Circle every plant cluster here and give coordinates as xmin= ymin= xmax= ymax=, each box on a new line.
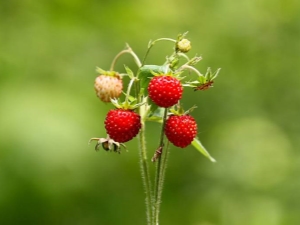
xmin=89 ymin=32 xmax=220 ymax=225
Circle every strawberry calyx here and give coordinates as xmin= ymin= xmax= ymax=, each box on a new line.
xmin=89 ymin=136 xmax=126 ymax=153
xmin=184 ymin=67 xmax=221 ymax=91
xmin=168 ymin=104 xmax=197 ymax=117
xmin=110 ymin=95 xmax=146 ymax=110
xmin=96 ymin=67 xmax=122 ymax=79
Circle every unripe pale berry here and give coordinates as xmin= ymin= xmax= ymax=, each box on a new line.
xmin=94 ymin=74 xmax=123 ymax=102
xmin=176 ymin=39 xmax=191 ymax=53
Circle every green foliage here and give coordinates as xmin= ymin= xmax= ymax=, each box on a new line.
xmin=192 ymin=138 xmax=216 ymax=163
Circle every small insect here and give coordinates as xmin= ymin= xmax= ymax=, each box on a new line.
xmin=194 ymin=80 xmax=214 ymax=91
xmin=151 ymin=146 xmax=163 ymax=162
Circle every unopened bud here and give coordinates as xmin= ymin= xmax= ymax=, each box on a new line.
xmin=176 ymin=39 xmax=191 ymax=53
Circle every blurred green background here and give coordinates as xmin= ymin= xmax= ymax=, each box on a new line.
xmin=1 ymin=0 xmax=300 ymax=224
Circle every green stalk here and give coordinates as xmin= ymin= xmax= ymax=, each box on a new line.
xmin=124 ymin=78 xmax=135 ymax=107
xmin=110 ymin=45 xmax=142 ymax=71
xmin=138 ymin=115 xmax=153 ymax=225
xmin=135 ymin=74 xmax=153 ymax=225
xmin=153 ymin=108 xmax=169 ymax=225
xmin=142 ymin=38 xmax=176 ymax=66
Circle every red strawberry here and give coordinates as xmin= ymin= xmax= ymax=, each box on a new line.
xmin=148 ymin=75 xmax=183 ymax=108
xmin=104 ymin=109 xmax=141 ymax=143
xmin=94 ymin=73 xmax=123 ymax=102
xmin=164 ymin=114 xmax=197 ymax=148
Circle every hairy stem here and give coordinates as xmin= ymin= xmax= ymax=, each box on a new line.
xmin=135 ymin=69 xmax=153 ymax=225
xmin=142 ymin=38 xmax=176 ymax=66
xmin=153 ymin=108 xmax=169 ymax=225
xmin=124 ymin=77 xmax=135 ymax=106
xmin=156 ymin=140 xmax=170 ymax=219
xmin=179 ymin=64 xmax=203 ymax=77
xmin=110 ymin=45 xmax=142 ymax=71
xmin=138 ymin=116 xmax=153 ymax=225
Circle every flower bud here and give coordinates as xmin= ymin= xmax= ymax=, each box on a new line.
xmin=176 ymin=38 xmax=191 ymax=53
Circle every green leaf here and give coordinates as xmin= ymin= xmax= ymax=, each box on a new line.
xmin=124 ymin=65 xmax=135 ymax=79
xmin=192 ymin=138 xmax=216 ymax=162
xmin=96 ymin=67 xmax=106 ymax=74
xmin=147 ymin=107 xmax=164 ymax=121
xmin=140 ymin=64 xmax=168 ymax=76
xmin=127 ymin=94 xmax=136 ymax=103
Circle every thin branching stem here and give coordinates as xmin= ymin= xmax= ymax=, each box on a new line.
xmin=142 ymin=38 xmax=176 ymax=66
xmin=135 ymin=68 xmax=153 ymax=225
xmin=110 ymin=45 xmax=142 ymax=71
xmin=124 ymin=78 xmax=135 ymax=106
xmin=157 ymin=140 xmax=170 ymax=211
xmin=153 ymin=108 xmax=168 ymax=225
xmin=179 ymin=64 xmax=203 ymax=77
xmin=138 ymin=116 xmax=153 ymax=225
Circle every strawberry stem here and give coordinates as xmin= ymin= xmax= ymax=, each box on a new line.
xmin=142 ymin=38 xmax=177 ymax=66
xmin=124 ymin=77 xmax=136 ymax=108
xmin=110 ymin=45 xmax=142 ymax=71
xmin=153 ymin=108 xmax=169 ymax=224
xmin=138 ymin=114 xmax=153 ymax=225
xmin=135 ymin=68 xmax=154 ymax=225
xmin=180 ymin=64 xmax=204 ymax=77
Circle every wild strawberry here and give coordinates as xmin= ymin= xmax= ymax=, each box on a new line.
xmin=164 ymin=114 xmax=197 ymax=148
xmin=148 ymin=75 xmax=183 ymax=108
xmin=104 ymin=109 xmax=141 ymax=143
xmin=94 ymin=72 xmax=123 ymax=103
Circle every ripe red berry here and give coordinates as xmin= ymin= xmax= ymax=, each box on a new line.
xmin=164 ymin=114 xmax=197 ymax=148
xmin=94 ymin=74 xmax=123 ymax=102
xmin=104 ymin=109 xmax=141 ymax=143
xmin=148 ymin=75 xmax=183 ymax=108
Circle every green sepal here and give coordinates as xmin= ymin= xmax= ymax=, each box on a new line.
xmin=184 ymin=67 xmax=221 ymax=89
xmin=205 ymin=67 xmax=221 ymax=81
xmin=146 ymin=107 xmax=164 ymax=122
xmin=96 ymin=67 xmax=120 ymax=77
xmin=177 ymin=31 xmax=189 ymax=41
xmin=127 ymin=94 xmax=137 ymax=104
xmin=110 ymin=96 xmax=144 ymax=110
xmin=96 ymin=67 xmax=107 ymax=74
xmin=145 ymin=115 xmax=163 ymax=123
xmin=191 ymin=138 xmax=216 ymax=162
xmin=124 ymin=65 xmax=135 ymax=79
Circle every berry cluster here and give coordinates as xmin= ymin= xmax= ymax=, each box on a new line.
xmin=89 ymin=33 xmax=220 ymax=225
xmin=147 ymin=75 xmax=197 ymax=148
xmin=90 ymin=33 xmax=220 ymax=156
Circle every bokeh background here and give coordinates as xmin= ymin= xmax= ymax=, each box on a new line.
xmin=1 ymin=0 xmax=300 ymax=224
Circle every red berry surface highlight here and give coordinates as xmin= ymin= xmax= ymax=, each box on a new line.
xmin=164 ymin=114 xmax=197 ymax=148
xmin=105 ymin=109 xmax=141 ymax=143
xmin=148 ymin=75 xmax=183 ymax=108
